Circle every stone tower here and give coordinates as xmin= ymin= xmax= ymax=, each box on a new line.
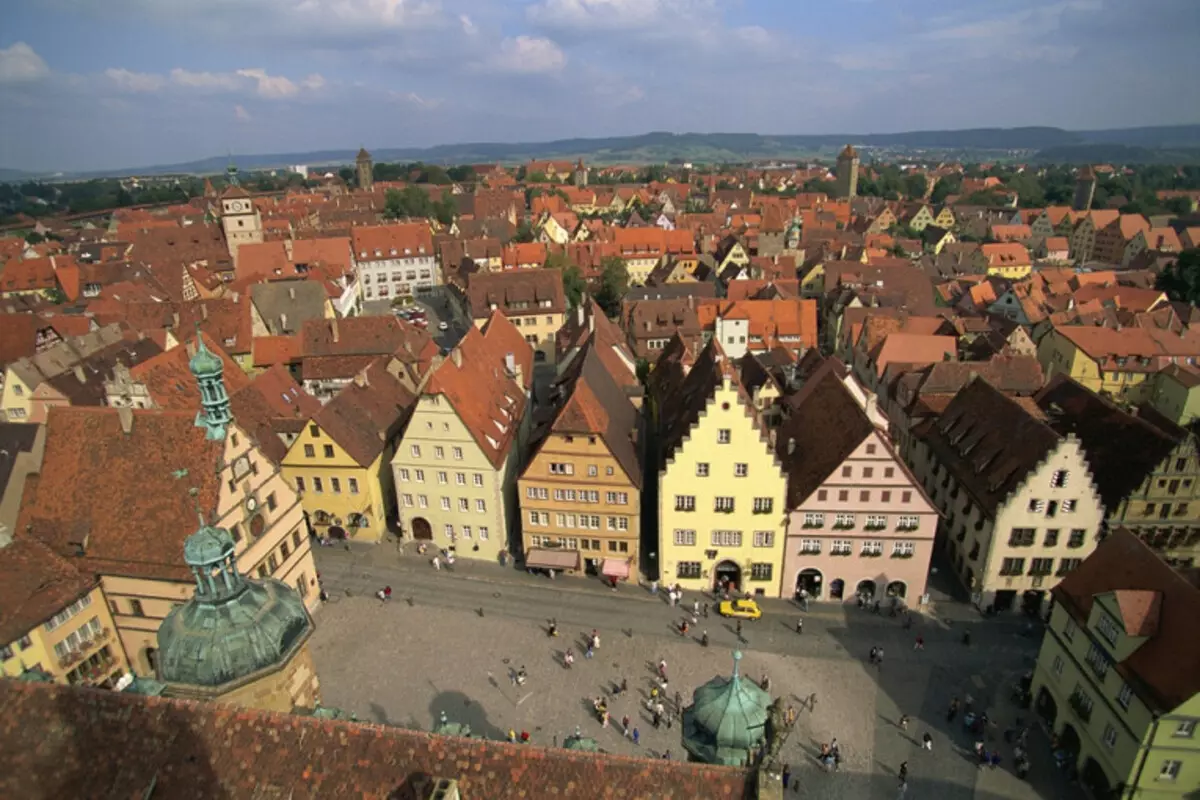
xmin=573 ymin=158 xmax=588 ymax=188
xmin=681 ymin=650 xmax=771 ymax=765
xmin=1073 ymin=165 xmax=1097 ymax=212
xmin=156 ymin=517 xmax=320 ymax=712
xmin=356 ymin=147 xmax=374 ymax=192
xmin=189 ymin=333 xmax=233 ymax=440
xmin=219 ymin=185 xmax=263 ymax=262
xmin=835 ymin=144 xmax=859 ymax=200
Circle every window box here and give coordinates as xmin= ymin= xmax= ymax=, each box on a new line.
xmin=864 ymin=523 xmax=886 ymax=532
xmin=802 ymin=522 xmax=824 ymax=529
xmin=861 ymin=550 xmax=883 ymax=558
xmin=832 ymin=522 xmax=854 ymax=531
xmin=831 ymin=550 xmax=853 ymax=557
xmin=1068 ymin=692 xmax=1093 ymax=723
xmin=890 ymin=552 xmax=914 ymax=559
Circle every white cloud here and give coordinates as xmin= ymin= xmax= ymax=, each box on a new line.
xmin=236 ymin=67 xmax=299 ymax=98
xmin=0 ymin=42 xmax=50 ymax=83
xmin=526 ymin=0 xmax=712 ymax=32
xmin=105 ymin=67 xmax=166 ymax=92
xmin=234 ymin=104 xmax=252 ymax=121
xmin=169 ymin=68 xmax=243 ymax=91
xmin=390 ymin=90 xmax=441 ymax=108
xmin=301 ymin=74 xmax=326 ymax=91
xmin=459 ymin=14 xmax=477 ymax=35
xmin=491 ymin=36 xmax=566 ymax=74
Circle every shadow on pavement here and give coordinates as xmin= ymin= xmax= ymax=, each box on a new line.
xmin=429 ymin=690 xmax=507 ymax=742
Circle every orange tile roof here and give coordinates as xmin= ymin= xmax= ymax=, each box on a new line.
xmin=350 ymin=222 xmax=434 ymax=262
xmin=290 ymin=236 xmax=353 ymax=271
xmin=129 ymin=332 xmax=252 ymax=410
xmin=695 ymin=298 xmax=818 ymax=351
xmin=502 ymin=242 xmax=547 ymax=269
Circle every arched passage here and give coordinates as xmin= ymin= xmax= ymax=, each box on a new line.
xmin=714 ymin=561 xmax=742 ymax=594
xmin=855 ymin=579 xmax=877 ymax=601
xmin=886 ymin=580 xmax=907 ymax=599
xmin=1081 ymin=757 xmax=1112 ymax=799
xmin=795 ymin=568 xmax=823 ymax=600
xmin=411 ymin=517 xmax=433 ymax=541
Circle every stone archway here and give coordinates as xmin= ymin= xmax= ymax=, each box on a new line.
xmin=1082 ymin=757 xmax=1112 ymax=799
xmin=855 ymin=579 xmax=877 ymax=601
xmin=412 ymin=517 xmax=433 ymax=541
xmin=1058 ymin=722 xmax=1082 ymax=762
xmin=1035 ymin=686 xmax=1058 ymax=728
xmin=795 ymin=568 xmax=823 ymax=600
xmin=886 ymin=580 xmax=907 ymax=599
xmin=828 ymin=578 xmax=845 ymax=600
xmin=714 ymin=560 xmax=742 ymax=594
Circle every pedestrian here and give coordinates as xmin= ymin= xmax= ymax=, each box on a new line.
xmin=808 ymin=692 xmax=817 ymax=711
xmin=622 ymin=714 xmax=631 ymax=737
xmin=703 ymin=602 xmax=709 ymax=618
xmin=869 ymin=646 xmax=878 ymax=664
xmin=655 ymin=701 xmax=665 ymax=718
xmin=914 ymin=635 xmax=924 ymax=651
xmin=922 ymin=732 xmax=933 ymax=751
xmin=652 ymin=711 xmax=661 ymax=729
xmin=693 ymin=599 xmax=700 ymax=616
xmin=510 ymin=669 xmax=518 ymax=687
xmin=674 ymin=690 xmax=682 ymax=713
xmin=548 ymin=618 xmax=558 ymax=638
xmin=651 ymin=580 xmax=659 ymax=596
xmin=658 ymin=659 xmax=668 ymax=679
xmin=782 ymin=764 xmax=791 ymax=789
xmin=564 ymin=648 xmax=574 ymax=669
xmin=591 ymin=629 xmax=600 ymax=650
xmin=876 ymin=646 xmax=885 ymax=667
xmin=620 ymin=677 xmax=628 ymax=695
xmin=520 ymin=730 xmax=530 ymax=743
xmin=507 ymin=729 xmax=516 ymax=742
xmin=633 ymin=728 xmax=640 ymax=745
xmin=898 ymin=714 xmax=910 ymax=731
xmin=384 ymin=585 xmax=392 ymax=601
xmin=898 ymin=761 xmax=908 ymax=784
xmin=601 ymin=710 xmax=609 ymax=728
xmin=585 ymin=643 xmax=594 ymax=659
xmin=947 ymin=697 xmax=960 ymax=722
xmin=666 ymin=712 xmax=673 ymax=729
xmin=736 ymin=619 xmax=744 ymax=642
xmin=650 ymin=686 xmax=659 ymax=701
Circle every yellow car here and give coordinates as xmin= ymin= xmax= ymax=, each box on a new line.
xmin=718 ymin=598 xmax=762 ymax=620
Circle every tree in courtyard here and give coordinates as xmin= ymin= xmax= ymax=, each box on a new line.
xmin=1156 ymin=249 xmax=1200 ymax=306
xmin=595 ymin=256 xmax=629 ymax=317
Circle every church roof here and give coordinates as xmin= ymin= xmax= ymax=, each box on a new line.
xmin=356 ymin=147 xmax=371 ymax=161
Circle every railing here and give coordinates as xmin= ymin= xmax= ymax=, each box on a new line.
xmin=1068 ymin=692 xmax=1093 ymax=723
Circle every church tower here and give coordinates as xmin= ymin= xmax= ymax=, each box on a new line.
xmin=835 ymin=144 xmax=859 ymax=199
xmin=573 ymin=158 xmax=588 ymax=188
xmin=356 ymin=147 xmax=374 ymax=192
xmin=219 ymin=185 xmax=262 ymax=262
xmin=1073 ymin=165 xmax=1097 ymax=212
xmin=190 ymin=333 xmax=233 ymax=440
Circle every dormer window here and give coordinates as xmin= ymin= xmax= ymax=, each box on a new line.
xmin=1096 ymin=613 xmax=1120 ymax=646
xmin=390 ymin=248 xmax=397 ymax=256
xmin=374 ymin=249 xmax=382 ymax=257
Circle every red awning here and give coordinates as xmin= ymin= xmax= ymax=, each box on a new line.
xmin=525 ymin=548 xmax=580 ymax=570
xmin=601 ymin=558 xmax=631 ymax=579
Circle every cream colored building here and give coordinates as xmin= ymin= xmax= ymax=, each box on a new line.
xmin=464 ymin=270 xmax=566 ymax=364
xmin=910 ymin=377 xmax=1105 ymax=613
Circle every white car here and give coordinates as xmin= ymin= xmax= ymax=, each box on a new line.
xmin=438 ymin=321 xmax=449 ymax=331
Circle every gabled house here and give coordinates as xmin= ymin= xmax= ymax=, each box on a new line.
xmin=464 ymin=270 xmax=566 ymax=363
xmin=776 ymin=360 xmax=937 ymax=605
xmin=974 ymin=243 xmax=1033 ymax=279
xmin=518 ymin=343 xmax=643 ymax=581
xmin=909 ymin=377 xmax=1105 ymax=613
xmin=653 ymin=339 xmax=788 ymax=596
xmin=391 ymin=314 xmax=533 ymax=562
xmin=901 ymin=205 xmax=936 ymax=232
xmin=921 ymin=226 xmax=956 ymax=255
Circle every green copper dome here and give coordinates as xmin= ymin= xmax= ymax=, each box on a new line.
xmin=156 ymin=519 xmax=313 ymax=689
xmin=681 ymin=651 xmax=771 ymax=765
xmin=188 ymin=336 xmax=224 ymax=378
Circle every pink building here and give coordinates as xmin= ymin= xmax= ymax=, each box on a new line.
xmin=776 ymin=359 xmax=938 ymax=605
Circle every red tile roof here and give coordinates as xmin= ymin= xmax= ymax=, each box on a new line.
xmin=351 ymin=222 xmax=434 ymax=262
xmin=0 ymin=536 xmax=96 ymax=646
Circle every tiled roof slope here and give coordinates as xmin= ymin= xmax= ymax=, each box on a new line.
xmin=0 ymin=681 xmax=753 ymax=800
xmin=914 ymin=377 xmax=1061 ymax=515
xmin=42 ymin=336 xmax=163 ymax=407
xmin=128 ymin=332 xmax=252 ymax=411
xmin=315 ymin=358 xmax=416 ymax=466
xmin=17 ymin=407 xmax=224 ymax=582
xmin=1052 ymin=528 xmax=1200 ymax=712
xmin=465 ymin=269 xmax=566 ymax=318
xmin=0 ymin=536 xmax=95 ymax=645
xmin=775 ymin=364 xmax=876 ymax=507
xmin=1033 ymin=375 xmax=1180 ymax=512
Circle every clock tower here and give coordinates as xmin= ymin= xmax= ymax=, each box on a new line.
xmin=220 ymin=185 xmax=263 ymax=261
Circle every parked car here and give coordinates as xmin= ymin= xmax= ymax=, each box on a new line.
xmin=718 ymin=598 xmax=762 ymax=620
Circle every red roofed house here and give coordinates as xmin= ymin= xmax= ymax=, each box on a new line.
xmin=973 ymin=243 xmax=1033 ymax=279
xmin=351 ymin=223 xmax=436 ymax=305
xmin=695 ymin=298 xmax=819 ymax=360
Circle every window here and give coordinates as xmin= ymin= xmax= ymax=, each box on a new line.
xmin=402 ymin=493 xmax=414 ymax=507
xmin=1027 ymin=498 xmax=1045 ymax=513
xmin=897 ymin=515 xmax=919 ymax=530
xmin=1044 ymin=528 xmax=1060 ymax=547
xmin=1009 ymin=528 xmax=1036 ymax=547
xmin=323 ymin=444 xmax=334 ymax=458
xmin=414 ymin=469 xmax=425 ymax=483
xmin=295 ymin=476 xmax=306 ymax=493
xmin=753 ymin=531 xmax=775 ymax=547
xmin=1062 ymin=499 xmax=1077 ymax=513
xmin=526 ymin=486 xmax=548 ymax=500
xmin=885 ymin=467 xmax=894 ymax=478
xmin=479 ymin=526 xmax=489 ymax=540
xmin=901 ymin=491 xmax=911 ymax=503
xmin=752 ymin=497 xmax=773 ymax=514
xmin=673 ymin=529 xmax=697 ymax=546
xmin=326 ymin=477 xmax=340 ymax=494
xmin=606 ymin=491 xmax=629 ymax=504
xmin=714 ymin=496 xmax=735 ymax=512
xmin=1117 ymin=682 xmax=1133 ymax=709
xmin=1030 ymin=558 xmax=1054 ymax=575
xmin=866 ymin=514 xmax=887 ymax=529
xmin=608 ymin=516 xmax=629 ymax=531
xmin=418 ymin=495 xmax=428 ymax=508
xmin=1063 ymin=618 xmax=1077 ymax=642
xmin=841 ymin=466 xmax=852 ymax=478
xmin=549 ymin=462 xmax=574 ymax=475
xmin=441 ymin=497 xmax=451 ymax=511
xmin=461 ymin=526 xmax=472 ymax=539
xmin=444 ymin=524 xmax=454 ymax=538
xmin=803 ymin=512 xmax=825 ymax=528
xmin=1051 ymin=469 xmax=1069 ymax=488
xmin=130 ymin=599 xmax=145 ymax=617
xmin=862 ymin=467 xmax=874 ymax=479
xmin=831 ymin=540 xmax=852 ymax=555
xmin=696 ymin=463 xmax=710 ymax=477
xmin=476 ymin=499 xmax=486 ymax=513
xmin=312 ymin=477 xmax=323 ymax=493
xmin=431 ymin=446 xmax=443 ymax=460
xmin=398 ymin=468 xmax=410 ymax=482
xmin=455 ymin=472 xmax=466 ymax=486
xmin=456 ymin=498 xmax=467 ymax=512
xmin=1096 ymin=614 xmax=1120 ymax=646
xmin=1174 ymin=720 xmax=1196 ymax=738
xmin=1071 ymin=684 xmax=1095 ymax=718
xmin=675 ymin=495 xmax=696 ymax=512
xmin=437 ymin=471 xmax=447 ymax=485
xmin=1068 ymin=529 xmax=1086 ymax=548
xmin=1052 ymin=655 xmax=1064 ymax=676
xmin=1158 ymin=760 xmax=1181 ymax=782
xmin=880 ymin=491 xmax=891 ymax=502
xmin=346 ymin=478 xmax=358 ymax=495
xmin=818 ymin=490 xmax=827 ymax=501
xmin=1102 ymin=724 xmax=1118 ymax=750
xmin=735 ymin=463 xmax=748 ymax=478
xmin=892 ymin=541 xmax=915 ymax=557
xmin=861 ymin=540 xmax=883 ymax=556
xmin=1000 ymin=557 xmax=1026 ymax=576
xmin=799 ymin=538 xmax=821 ymax=554
xmin=711 ymin=530 xmax=743 ymax=547
xmin=453 ymin=447 xmax=463 ymax=460
xmin=834 ymin=513 xmax=855 ymax=528
xmin=677 ymin=561 xmax=702 ymax=579
xmin=1058 ymin=557 xmax=1083 ymax=575
xmin=1085 ymin=643 xmax=1110 ymax=679
xmin=410 ymin=444 xmax=421 ymax=458
xmin=717 ymin=429 xmax=731 ymax=444
xmin=474 ymin=473 xmax=484 ymax=487
xmin=750 ymin=563 xmax=773 ymax=582
xmin=838 ymin=490 xmax=849 ymax=501
xmin=303 ymin=444 xmax=315 ymax=458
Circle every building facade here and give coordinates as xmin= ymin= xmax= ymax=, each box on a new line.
xmin=464 ymin=270 xmax=566 ymax=364
xmin=835 ymin=145 xmax=859 ymax=200
xmin=351 ymin=223 xmax=438 ymax=304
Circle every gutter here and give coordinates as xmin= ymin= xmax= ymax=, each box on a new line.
xmin=1125 ymin=713 xmax=1160 ymax=799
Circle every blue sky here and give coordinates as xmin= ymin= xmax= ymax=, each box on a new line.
xmin=1 ymin=0 xmax=1198 ymax=172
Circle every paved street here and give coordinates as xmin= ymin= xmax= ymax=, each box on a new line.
xmin=362 ymin=287 xmax=468 ymax=350
xmin=311 ymin=543 xmax=1082 ymax=799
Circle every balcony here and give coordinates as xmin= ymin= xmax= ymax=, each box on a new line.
xmin=891 ymin=551 xmax=915 ymax=559
xmin=1068 ymin=692 xmax=1093 ymax=723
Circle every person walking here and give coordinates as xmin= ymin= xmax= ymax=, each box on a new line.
xmin=433 ymin=555 xmax=441 ymax=570
xmin=548 ymin=619 xmax=558 ymax=638
xmin=622 ymin=714 xmax=631 ymax=737
xmin=652 ymin=710 xmax=661 ymax=729
xmin=693 ymin=599 xmax=700 ymax=617
xmin=658 ymin=659 xmax=668 ymax=680
xmin=913 ymin=635 xmax=924 ymax=651
xmin=632 ymin=728 xmax=640 ymax=746
xmin=675 ymin=690 xmax=683 ymax=714
xmin=808 ymin=692 xmax=817 ymax=711
xmin=947 ymin=697 xmax=960 ymax=722
xmin=795 ymin=618 xmax=803 ymax=635
xmin=875 ymin=646 xmax=885 ymax=668
xmin=922 ymin=732 xmax=933 ymax=751
xmin=782 ymin=764 xmax=791 ymax=790
xmin=650 ymin=580 xmax=659 ymax=596
xmin=898 ymin=714 xmax=910 ymax=731
xmin=702 ymin=602 xmax=709 ymax=618
xmin=585 ymin=642 xmax=594 ymax=659
xmin=869 ymin=646 xmax=878 ymax=664
xmin=898 ymin=761 xmax=908 ymax=784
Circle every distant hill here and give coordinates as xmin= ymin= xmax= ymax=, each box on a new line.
xmin=10 ymin=124 xmax=1200 ymax=180
xmin=1032 ymin=143 xmax=1200 ymax=165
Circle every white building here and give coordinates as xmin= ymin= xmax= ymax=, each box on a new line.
xmin=351 ymin=223 xmax=438 ymax=304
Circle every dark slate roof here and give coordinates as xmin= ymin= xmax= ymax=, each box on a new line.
xmin=776 ymin=365 xmax=875 ymax=506
xmin=0 ymin=422 xmax=40 ymax=506
xmin=1034 ymin=375 xmax=1181 ymax=512
xmin=0 ymin=681 xmax=753 ymax=800
xmin=914 ymin=377 xmax=1061 ymax=515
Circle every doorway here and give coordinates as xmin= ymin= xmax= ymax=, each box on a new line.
xmin=795 ymin=568 xmax=823 ymax=600
xmin=855 ymin=579 xmax=877 ymax=601
xmin=714 ymin=560 xmax=742 ymax=594
xmin=885 ymin=580 xmax=907 ymax=599
xmin=828 ymin=578 xmax=845 ymax=600
xmin=412 ymin=517 xmax=433 ymax=541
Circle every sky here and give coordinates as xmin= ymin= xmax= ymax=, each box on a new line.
xmin=1 ymin=0 xmax=1198 ymax=172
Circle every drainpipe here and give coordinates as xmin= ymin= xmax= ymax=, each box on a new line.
xmin=1125 ymin=714 xmax=1161 ymax=799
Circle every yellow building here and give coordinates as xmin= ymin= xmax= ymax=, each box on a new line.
xmin=0 ymin=539 xmax=129 ymax=688
xmin=465 ymin=270 xmax=566 ymax=364
xmin=519 ymin=343 xmax=643 ymax=581
xmin=653 ymin=339 xmax=788 ymax=595
xmin=1030 ymin=529 xmax=1200 ymax=799
xmin=392 ymin=316 xmax=533 ymax=562
xmin=902 ymin=205 xmax=936 ymax=232
xmin=282 ymin=360 xmax=416 ymax=543
xmin=932 ymin=206 xmax=956 ymax=229
xmin=1037 ymin=325 xmax=1180 ymax=405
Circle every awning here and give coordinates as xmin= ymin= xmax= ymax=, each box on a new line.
xmin=601 ymin=558 xmax=631 ymax=579
xmin=525 ymin=548 xmax=580 ymax=570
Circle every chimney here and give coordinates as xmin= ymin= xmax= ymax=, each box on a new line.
xmin=116 ymin=406 xmax=134 ymax=434
xmin=201 ymin=304 xmax=208 ymax=320
xmin=786 ymin=436 xmax=796 ymax=455
xmin=279 ymin=312 xmax=288 ymax=332
xmin=505 ymin=352 xmax=516 ymax=375
xmin=451 ymin=347 xmax=462 ymax=367
xmin=353 ymin=369 xmax=369 ymax=388
xmin=331 ymin=316 xmax=340 ymax=343
xmin=289 ymin=286 xmax=296 ymax=300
